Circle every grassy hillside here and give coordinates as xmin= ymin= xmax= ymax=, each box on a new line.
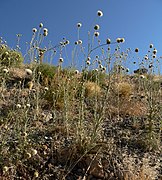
xmin=0 ymin=20 xmax=161 ymax=179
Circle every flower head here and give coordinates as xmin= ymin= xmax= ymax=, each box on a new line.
xmin=94 ymin=24 xmax=100 ymax=30
xmin=97 ymin=10 xmax=103 ymax=17
xmin=32 ymin=28 xmax=37 ymax=33
xmin=106 ymin=38 xmax=111 ymax=44
xmin=59 ymin=57 xmax=64 ymax=63
xmin=78 ymin=40 xmax=82 ymax=44
xmin=94 ymin=32 xmax=100 ymax=37
xmin=39 ymin=23 xmax=43 ymax=28
xmin=77 ymin=22 xmax=82 ymax=28
xmin=25 ymin=69 xmax=32 ymax=76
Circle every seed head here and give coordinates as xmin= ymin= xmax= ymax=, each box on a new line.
xmin=25 ymin=69 xmax=32 ymax=76
xmin=39 ymin=23 xmax=43 ymax=28
xmin=116 ymin=38 xmax=121 ymax=43
xmin=74 ymin=70 xmax=79 ymax=74
xmin=153 ymin=49 xmax=157 ymax=54
xmin=75 ymin=41 xmax=78 ymax=45
xmin=149 ymin=44 xmax=153 ymax=48
xmin=120 ymin=38 xmax=125 ymax=43
xmin=16 ymin=104 xmax=21 ymax=108
xmin=32 ymin=28 xmax=37 ymax=33
xmin=26 ymin=104 xmax=31 ymax=108
xmin=94 ymin=24 xmax=100 ymax=30
xmin=3 ymin=166 xmax=9 ymax=172
xmin=106 ymin=38 xmax=111 ymax=44
xmin=59 ymin=57 xmax=64 ymax=63
xmin=97 ymin=10 xmax=103 ymax=17
xmin=77 ymin=22 xmax=82 ymax=28
xmin=43 ymin=28 xmax=48 ymax=33
xmin=152 ymin=54 xmax=156 ymax=58
xmin=135 ymin=48 xmax=139 ymax=52
xmin=78 ymin=40 xmax=82 ymax=44
xmin=43 ymin=31 xmax=48 ymax=36
xmin=44 ymin=87 xmax=49 ymax=91
xmin=94 ymin=32 xmax=100 ymax=37
xmin=3 ymin=68 xmax=9 ymax=73
xmin=86 ymin=61 xmax=91 ymax=65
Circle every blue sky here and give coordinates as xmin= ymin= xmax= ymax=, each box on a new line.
xmin=1 ymin=0 xmax=162 ymax=72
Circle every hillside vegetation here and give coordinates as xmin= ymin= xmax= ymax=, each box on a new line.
xmin=0 ymin=12 xmax=161 ymax=180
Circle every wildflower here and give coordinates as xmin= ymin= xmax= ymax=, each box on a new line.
xmin=95 ymin=68 xmax=98 ymax=72
xmin=74 ymin=70 xmax=79 ymax=74
xmin=140 ymin=75 xmax=146 ymax=79
xmin=31 ymin=149 xmax=37 ymax=155
xmin=26 ymin=152 xmax=31 ymax=158
xmin=153 ymin=49 xmax=157 ymax=54
xmin=75 ymin=41 xmax=78 ymax=45
xmin=106 ymin=38 xmax=111 ymax=44
xmin=98 ymin=60 xmax=101 ymax=64
xmin=77 ymin=22 xmax=82 ymax=28
xmin=39 ymin=23 xmax=43 ymax=28
xmin=2 ymin=68 xmax=9 ymax=73
xmin=135 ymin=48 xmax=139 ymax=52
xmin=44 ymin=87 xmax=49 ymax=91
xmin=116 ymin=38 xmax=121 ymax=43
xmin=86 ymin=61 xmax=91 ymax=65
xmin=126 ymin=68 xmax=129 ymax=72
xmin=26 ymin=104 xmax=31 ymax=108
xmin=102 ymin=67 xmax=106 ymax=71
xmin=152 ymin=54 xmax=156 ymax=58
xmin=25 ymin=69 xmax=32 ymax=76
xmin=3 ymin=166 xmax=9 ymax=172
xmin=120 ymin=38 xmax=125 ymax=43
xmin=94 ymin=32 xmax=100 ymax=37
xmin=87 ymin=56 xmax=91 ymax=61
xmin=149 ymin=44 xmax=153 ymax=48
xmin=43 ymin=28 xmax=48 ymax=33
xmin=16 ymin=104 xmax=21 ymax=108
xmin=34 ymin=171 xmax=39 ymax=178
xmin=96 ymin=55 xmax=99 ymax=59
xmin=144 ymin=55 xmax=149 ymax=60
xmin=97 ymin=10 xmax=103 ymax=17
xmin=4 ymin=51 xmax=9 ymax=56
xmin=78 ymin=40 xmax=82 ymax=44
xmin=43 ymin=31 xmax=48 ymax=36
xmin=94 ymin=24 xmax=100 ymax=30
xmin=65 ymin=40 xmax=70 ymax=44
xmin=99 ymin=64 xmax=103 ymax=69
xmin=59 ymin=57 xmax=64 ymax=63
xmin=32 ymin=28 xmax=37 ymax=33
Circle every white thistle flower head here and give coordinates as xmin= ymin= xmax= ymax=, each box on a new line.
xmin=16 ymin=104 xmax=21 ymax=108
xmin=44 ymin=87 xmax=49 ymax=91
xmin=26 ymin=104 xmax=31 ymax=108
xmin=74 ymin=70 xmax=79 ymax=74
xmin=26 ymin=152 xmax=31 ymax=158
xmin=97 ymin=10 xmax=103 ymax=17
xmin=153 ymin=49 xmax=157 ymax=54
xmin=87 ymin=57 xmax=91 ymax=61
xmin=3 ymin=166 xmax=9 ymax=172
xmin=25 ymin=69 xmax=32 ymax=76
xmin=75 ymin=41 xmax=79 ymax=45
xmin=43 ymin=28 xmax=48 ymax=33
xmin=102 ymin=67 xmax=106 ymax=71
xmin=43 ymin=31 xmax=48 ymax=36
xmin=77 ymin=22 xmax=82 ymax=28
xmin=94 ymin=24 xmax=100 ymax=30
xmin=116 ymin=38 xmax=121 ymax=43
xmin=94 ymin=32 xmax=100 ymax=37
xmin=65 ymin=40 xmax=70 ymax=45
xmin=32 ymin=28 xmax=37 ymax=33
xmin=120 ymin=38 xmax=125 ymax=43
xmin=144 ymin=56 xmax=149 ymax=60
xmin=149 ymin=44 xmax=153 ymax=48
xmin=99 ymin=64 xmax=103 ymax=69
xmin=106 ymin=38 xmax=111 ymax=44
xmin=59 ymin=57 xmax=64 ymax=63
xmin=95 ymin=69 xmax=98 ymax=72
xmin=78 ymin=40 xmax=82 ymax=44
xmin=39 ymin=23 xmax=43 ymax=28
xmin=152 ymin=54 xmax=156 ymax=58
xmin=126 ymin=68 xmax=129 ymax=72
xmin=3 ymin=68 xmax=9 ymax=73
xmin=140 ymin=75 xmax=146 ymax=79
xmin=86 ymin=61 xmax=91 ymax=66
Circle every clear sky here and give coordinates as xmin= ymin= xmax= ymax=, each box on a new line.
xmin=1 ymin=0 xmax=162 ymax=72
